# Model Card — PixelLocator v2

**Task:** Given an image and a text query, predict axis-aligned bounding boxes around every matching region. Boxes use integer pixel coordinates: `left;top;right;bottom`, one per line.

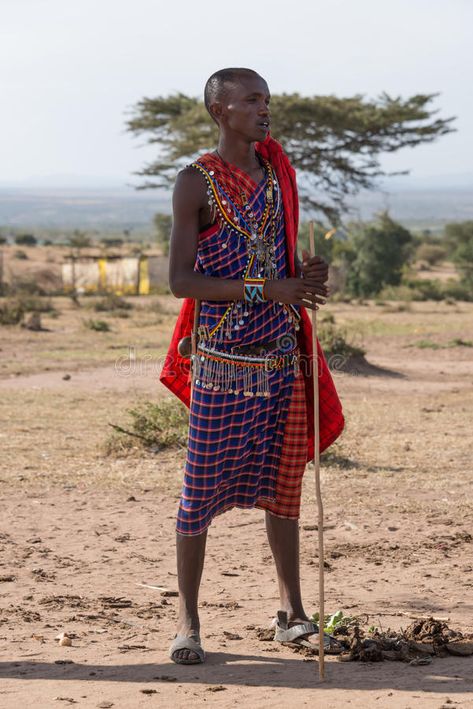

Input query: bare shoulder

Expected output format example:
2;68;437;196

173;165;207;204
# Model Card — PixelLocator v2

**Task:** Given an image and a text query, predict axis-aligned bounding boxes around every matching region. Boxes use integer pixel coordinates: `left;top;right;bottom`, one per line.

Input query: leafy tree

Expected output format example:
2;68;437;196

127;92;455;223
14;233;37;246
101;237;124;248
343;212;413;297
68;230;91;248
153;213;172;255
445;221;473;288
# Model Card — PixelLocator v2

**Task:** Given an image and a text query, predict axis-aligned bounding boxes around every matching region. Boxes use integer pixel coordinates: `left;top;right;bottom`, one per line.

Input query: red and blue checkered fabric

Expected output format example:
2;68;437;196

175;154;303;534
160;138;345;464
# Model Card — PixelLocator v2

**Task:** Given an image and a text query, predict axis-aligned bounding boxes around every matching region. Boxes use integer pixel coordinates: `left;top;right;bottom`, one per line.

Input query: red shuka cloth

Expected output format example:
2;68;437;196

159;136;345;461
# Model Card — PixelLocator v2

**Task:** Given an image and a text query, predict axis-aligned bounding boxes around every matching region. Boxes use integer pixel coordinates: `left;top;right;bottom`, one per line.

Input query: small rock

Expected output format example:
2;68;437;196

140;689;158;695
62;374;71;381
206;686;227;692
387;526;399;532
55;632;73;647
24;312;43;331
53;698;77;704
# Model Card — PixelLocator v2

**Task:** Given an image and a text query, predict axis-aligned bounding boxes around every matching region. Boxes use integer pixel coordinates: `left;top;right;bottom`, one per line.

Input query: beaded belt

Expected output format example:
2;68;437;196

191;343;300;398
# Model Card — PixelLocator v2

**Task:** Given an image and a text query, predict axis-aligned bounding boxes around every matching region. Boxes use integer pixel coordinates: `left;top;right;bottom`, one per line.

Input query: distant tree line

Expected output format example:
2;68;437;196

297;214;473;300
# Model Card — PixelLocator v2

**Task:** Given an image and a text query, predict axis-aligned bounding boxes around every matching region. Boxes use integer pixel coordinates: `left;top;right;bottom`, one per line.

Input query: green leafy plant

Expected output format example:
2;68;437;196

93;294;133;312
311;610;354;634
318;314;365;359
0;300;24;325
84;318;111;332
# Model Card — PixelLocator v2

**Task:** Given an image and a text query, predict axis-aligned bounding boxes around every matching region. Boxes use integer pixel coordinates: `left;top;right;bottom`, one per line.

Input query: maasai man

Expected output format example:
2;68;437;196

161;68;344;664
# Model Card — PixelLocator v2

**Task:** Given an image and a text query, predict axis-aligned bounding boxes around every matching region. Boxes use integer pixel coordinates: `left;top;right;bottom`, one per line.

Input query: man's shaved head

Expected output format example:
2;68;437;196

204;68;265;122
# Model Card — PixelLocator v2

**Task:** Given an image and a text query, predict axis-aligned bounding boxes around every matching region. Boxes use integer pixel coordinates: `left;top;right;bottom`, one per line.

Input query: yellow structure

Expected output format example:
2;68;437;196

62;254;165;295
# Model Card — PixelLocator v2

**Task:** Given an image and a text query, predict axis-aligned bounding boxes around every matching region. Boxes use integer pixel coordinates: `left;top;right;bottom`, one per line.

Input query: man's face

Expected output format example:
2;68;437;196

214;75;271;142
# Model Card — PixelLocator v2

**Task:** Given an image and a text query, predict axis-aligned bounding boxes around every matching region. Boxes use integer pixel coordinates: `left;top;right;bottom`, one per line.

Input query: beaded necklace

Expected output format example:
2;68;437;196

190;156;300;343
216;150;278;279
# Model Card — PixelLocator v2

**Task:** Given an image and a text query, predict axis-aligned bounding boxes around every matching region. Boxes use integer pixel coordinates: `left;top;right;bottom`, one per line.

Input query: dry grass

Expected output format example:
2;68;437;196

1;295;473;707
1;295;473;502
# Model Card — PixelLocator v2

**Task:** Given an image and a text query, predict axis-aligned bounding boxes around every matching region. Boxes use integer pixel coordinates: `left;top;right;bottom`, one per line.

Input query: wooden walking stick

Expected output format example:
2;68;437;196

308;221;325;680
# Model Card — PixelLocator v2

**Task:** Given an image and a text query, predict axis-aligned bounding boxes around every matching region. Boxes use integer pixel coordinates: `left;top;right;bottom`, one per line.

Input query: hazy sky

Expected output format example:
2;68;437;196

1;0;472;186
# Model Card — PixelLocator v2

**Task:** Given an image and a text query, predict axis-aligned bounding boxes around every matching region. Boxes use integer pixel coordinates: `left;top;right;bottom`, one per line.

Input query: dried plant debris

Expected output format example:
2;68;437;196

256;616;473;663
256;627;275;641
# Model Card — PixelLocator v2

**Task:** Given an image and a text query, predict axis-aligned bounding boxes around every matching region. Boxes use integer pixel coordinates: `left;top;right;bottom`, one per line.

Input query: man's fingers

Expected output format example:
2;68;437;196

302;265;329;278
300;299;320;311
302;254;326;266
300;284;328;297
300;295;325;307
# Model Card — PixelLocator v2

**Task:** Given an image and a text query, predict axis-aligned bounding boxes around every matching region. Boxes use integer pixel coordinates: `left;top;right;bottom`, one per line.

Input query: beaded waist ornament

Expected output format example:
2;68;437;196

191;344;301;398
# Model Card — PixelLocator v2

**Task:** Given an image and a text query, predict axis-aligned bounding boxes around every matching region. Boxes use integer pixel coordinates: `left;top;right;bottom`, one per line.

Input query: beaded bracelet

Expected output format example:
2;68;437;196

244;276;267;304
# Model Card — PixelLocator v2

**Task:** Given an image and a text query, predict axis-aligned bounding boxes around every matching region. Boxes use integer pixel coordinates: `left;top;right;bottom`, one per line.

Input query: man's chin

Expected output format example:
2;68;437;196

253;128;270;142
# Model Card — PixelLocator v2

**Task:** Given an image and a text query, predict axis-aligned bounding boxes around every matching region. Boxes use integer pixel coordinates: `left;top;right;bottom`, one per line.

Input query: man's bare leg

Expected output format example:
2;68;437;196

172;530;207;662
265;511;311;625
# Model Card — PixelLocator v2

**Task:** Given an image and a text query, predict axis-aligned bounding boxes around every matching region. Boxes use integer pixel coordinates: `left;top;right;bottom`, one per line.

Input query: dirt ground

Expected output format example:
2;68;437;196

0;296;472;709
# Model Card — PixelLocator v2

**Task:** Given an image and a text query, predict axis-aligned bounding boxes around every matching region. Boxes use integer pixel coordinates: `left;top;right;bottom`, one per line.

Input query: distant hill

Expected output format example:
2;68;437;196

0;183;472;232
0;187;170;230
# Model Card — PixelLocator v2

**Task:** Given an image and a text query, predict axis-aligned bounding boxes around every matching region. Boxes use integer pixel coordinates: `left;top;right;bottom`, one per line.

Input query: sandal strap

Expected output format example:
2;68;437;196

169;634;205;663
274;621;318;643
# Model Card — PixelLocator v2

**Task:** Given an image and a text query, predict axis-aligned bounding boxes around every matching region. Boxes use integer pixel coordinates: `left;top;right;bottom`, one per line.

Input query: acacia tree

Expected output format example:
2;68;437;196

126;92;455;224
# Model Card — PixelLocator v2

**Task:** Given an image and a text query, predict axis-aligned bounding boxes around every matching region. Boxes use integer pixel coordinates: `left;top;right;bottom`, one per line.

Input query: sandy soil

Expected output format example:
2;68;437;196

0;296;472;708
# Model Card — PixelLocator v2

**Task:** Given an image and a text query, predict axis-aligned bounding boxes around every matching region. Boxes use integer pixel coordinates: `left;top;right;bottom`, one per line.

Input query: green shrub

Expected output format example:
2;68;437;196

8;281;45;296
413;340;442;350
106;398;189;455
318;315;365;358
415;243;446;265
344;212;413;297
380;279;472;302
17;295;56;313
441;280;473;301
0;300;24;325
93;294;133;312
447;338;473;348
84;318;111;332
14;234;37;246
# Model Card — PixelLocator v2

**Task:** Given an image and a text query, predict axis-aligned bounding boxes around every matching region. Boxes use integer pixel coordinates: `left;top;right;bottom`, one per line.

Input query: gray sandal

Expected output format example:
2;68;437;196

169;633;205;665
273;610;341;653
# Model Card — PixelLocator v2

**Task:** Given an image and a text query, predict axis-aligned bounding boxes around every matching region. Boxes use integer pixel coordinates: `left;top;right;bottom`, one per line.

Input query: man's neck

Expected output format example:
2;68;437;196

215;136;259;172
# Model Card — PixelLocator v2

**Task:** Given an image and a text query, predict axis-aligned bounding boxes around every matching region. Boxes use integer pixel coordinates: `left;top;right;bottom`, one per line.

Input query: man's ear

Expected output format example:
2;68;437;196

209;101;223;124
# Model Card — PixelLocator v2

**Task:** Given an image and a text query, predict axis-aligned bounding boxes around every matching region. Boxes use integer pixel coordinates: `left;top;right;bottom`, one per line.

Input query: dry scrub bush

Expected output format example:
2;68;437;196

105;398;189;456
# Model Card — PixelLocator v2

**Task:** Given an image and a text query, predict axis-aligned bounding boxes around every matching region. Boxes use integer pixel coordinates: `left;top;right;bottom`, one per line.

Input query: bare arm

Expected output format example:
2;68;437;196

168;168;327;310
168;168;245;301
